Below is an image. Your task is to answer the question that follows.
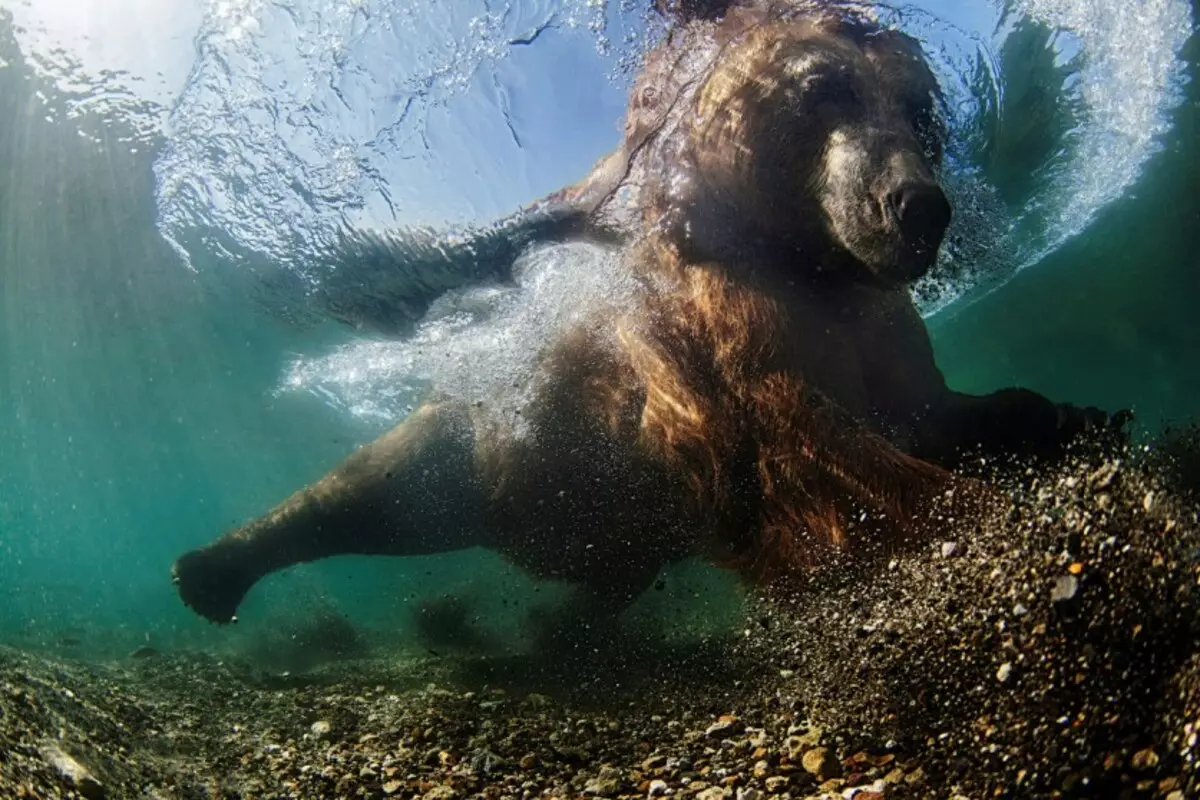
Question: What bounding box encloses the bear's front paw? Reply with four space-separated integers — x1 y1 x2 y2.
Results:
171 547 255 624
1056 404 1133 452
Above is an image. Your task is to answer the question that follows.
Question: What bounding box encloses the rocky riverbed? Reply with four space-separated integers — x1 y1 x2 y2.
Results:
2 438 1199 799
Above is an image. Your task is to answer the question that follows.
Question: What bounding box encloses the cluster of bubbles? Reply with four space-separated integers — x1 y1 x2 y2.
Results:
279 241 640 433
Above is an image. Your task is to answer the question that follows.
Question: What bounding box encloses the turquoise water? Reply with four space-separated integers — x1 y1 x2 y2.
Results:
0 0 1196 663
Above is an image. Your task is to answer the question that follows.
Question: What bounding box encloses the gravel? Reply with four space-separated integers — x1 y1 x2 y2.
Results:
1 438 1199 799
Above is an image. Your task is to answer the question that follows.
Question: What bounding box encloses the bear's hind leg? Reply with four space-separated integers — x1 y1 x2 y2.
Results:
172 402 487 623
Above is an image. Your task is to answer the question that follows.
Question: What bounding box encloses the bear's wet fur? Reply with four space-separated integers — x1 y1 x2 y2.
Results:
172 0 1124 628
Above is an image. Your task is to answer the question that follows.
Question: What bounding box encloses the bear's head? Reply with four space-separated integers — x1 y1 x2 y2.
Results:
646 4 951 286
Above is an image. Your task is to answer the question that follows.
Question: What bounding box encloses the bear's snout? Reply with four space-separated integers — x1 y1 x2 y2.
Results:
884 180 951 279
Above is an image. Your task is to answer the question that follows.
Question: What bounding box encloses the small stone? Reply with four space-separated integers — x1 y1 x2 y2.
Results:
1131 748 1159 771
584 773 622 797
382 780 403 795
648 778 669 796
996 662 1014 683
696 788 729 800
1051 575 1079 603
736 788 763 800
423 787 457 800
524 693 552 709
520 753 537 770
883 768 905 784
1088 461 1120 489
706 715 745 738
643 754 668 772
904 766 926 786
785 736 805 761
310 720 332 740
753 759 770 777
785 727 822 760
764 775 789 793
41 745 104 799
801 747 842 781
940 541 959 558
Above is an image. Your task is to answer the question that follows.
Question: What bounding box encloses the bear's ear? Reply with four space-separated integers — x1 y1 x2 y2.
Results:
652 0 736 24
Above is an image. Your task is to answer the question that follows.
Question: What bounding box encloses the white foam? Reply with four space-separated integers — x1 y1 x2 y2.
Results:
280 241 639 429
1006 0 1192 264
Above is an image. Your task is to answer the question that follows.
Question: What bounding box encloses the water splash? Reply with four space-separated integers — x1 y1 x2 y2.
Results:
1006 0 1192 259
908 0 1193 315
280 241 639 431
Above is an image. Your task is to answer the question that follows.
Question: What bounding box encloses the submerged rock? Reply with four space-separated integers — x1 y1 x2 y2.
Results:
40 744 104 799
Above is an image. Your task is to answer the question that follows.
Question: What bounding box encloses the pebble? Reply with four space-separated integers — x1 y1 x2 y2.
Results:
643 754 668 772
1051 575 1079 603
801 747 841 781
310 720 332 740
40 745 104 799
996 663 1014 683
764 775 789 792
706 715 745 739
584 766 624 797
1131 747 1160 770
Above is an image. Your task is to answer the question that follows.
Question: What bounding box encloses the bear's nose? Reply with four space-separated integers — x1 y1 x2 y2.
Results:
886 182 952 247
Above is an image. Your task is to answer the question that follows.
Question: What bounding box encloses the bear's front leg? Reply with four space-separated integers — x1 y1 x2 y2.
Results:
172 402 487 623
918 388 1132 467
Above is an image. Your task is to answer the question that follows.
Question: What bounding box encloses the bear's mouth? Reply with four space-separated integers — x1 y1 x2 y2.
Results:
891 230 947 282
886 181 952 281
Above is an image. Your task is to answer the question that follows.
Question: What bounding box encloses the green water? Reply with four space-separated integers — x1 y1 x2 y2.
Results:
930 23 1200 430
0 9 1196 663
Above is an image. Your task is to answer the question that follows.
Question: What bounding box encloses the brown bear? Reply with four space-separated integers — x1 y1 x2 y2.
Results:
172 0 1123 626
